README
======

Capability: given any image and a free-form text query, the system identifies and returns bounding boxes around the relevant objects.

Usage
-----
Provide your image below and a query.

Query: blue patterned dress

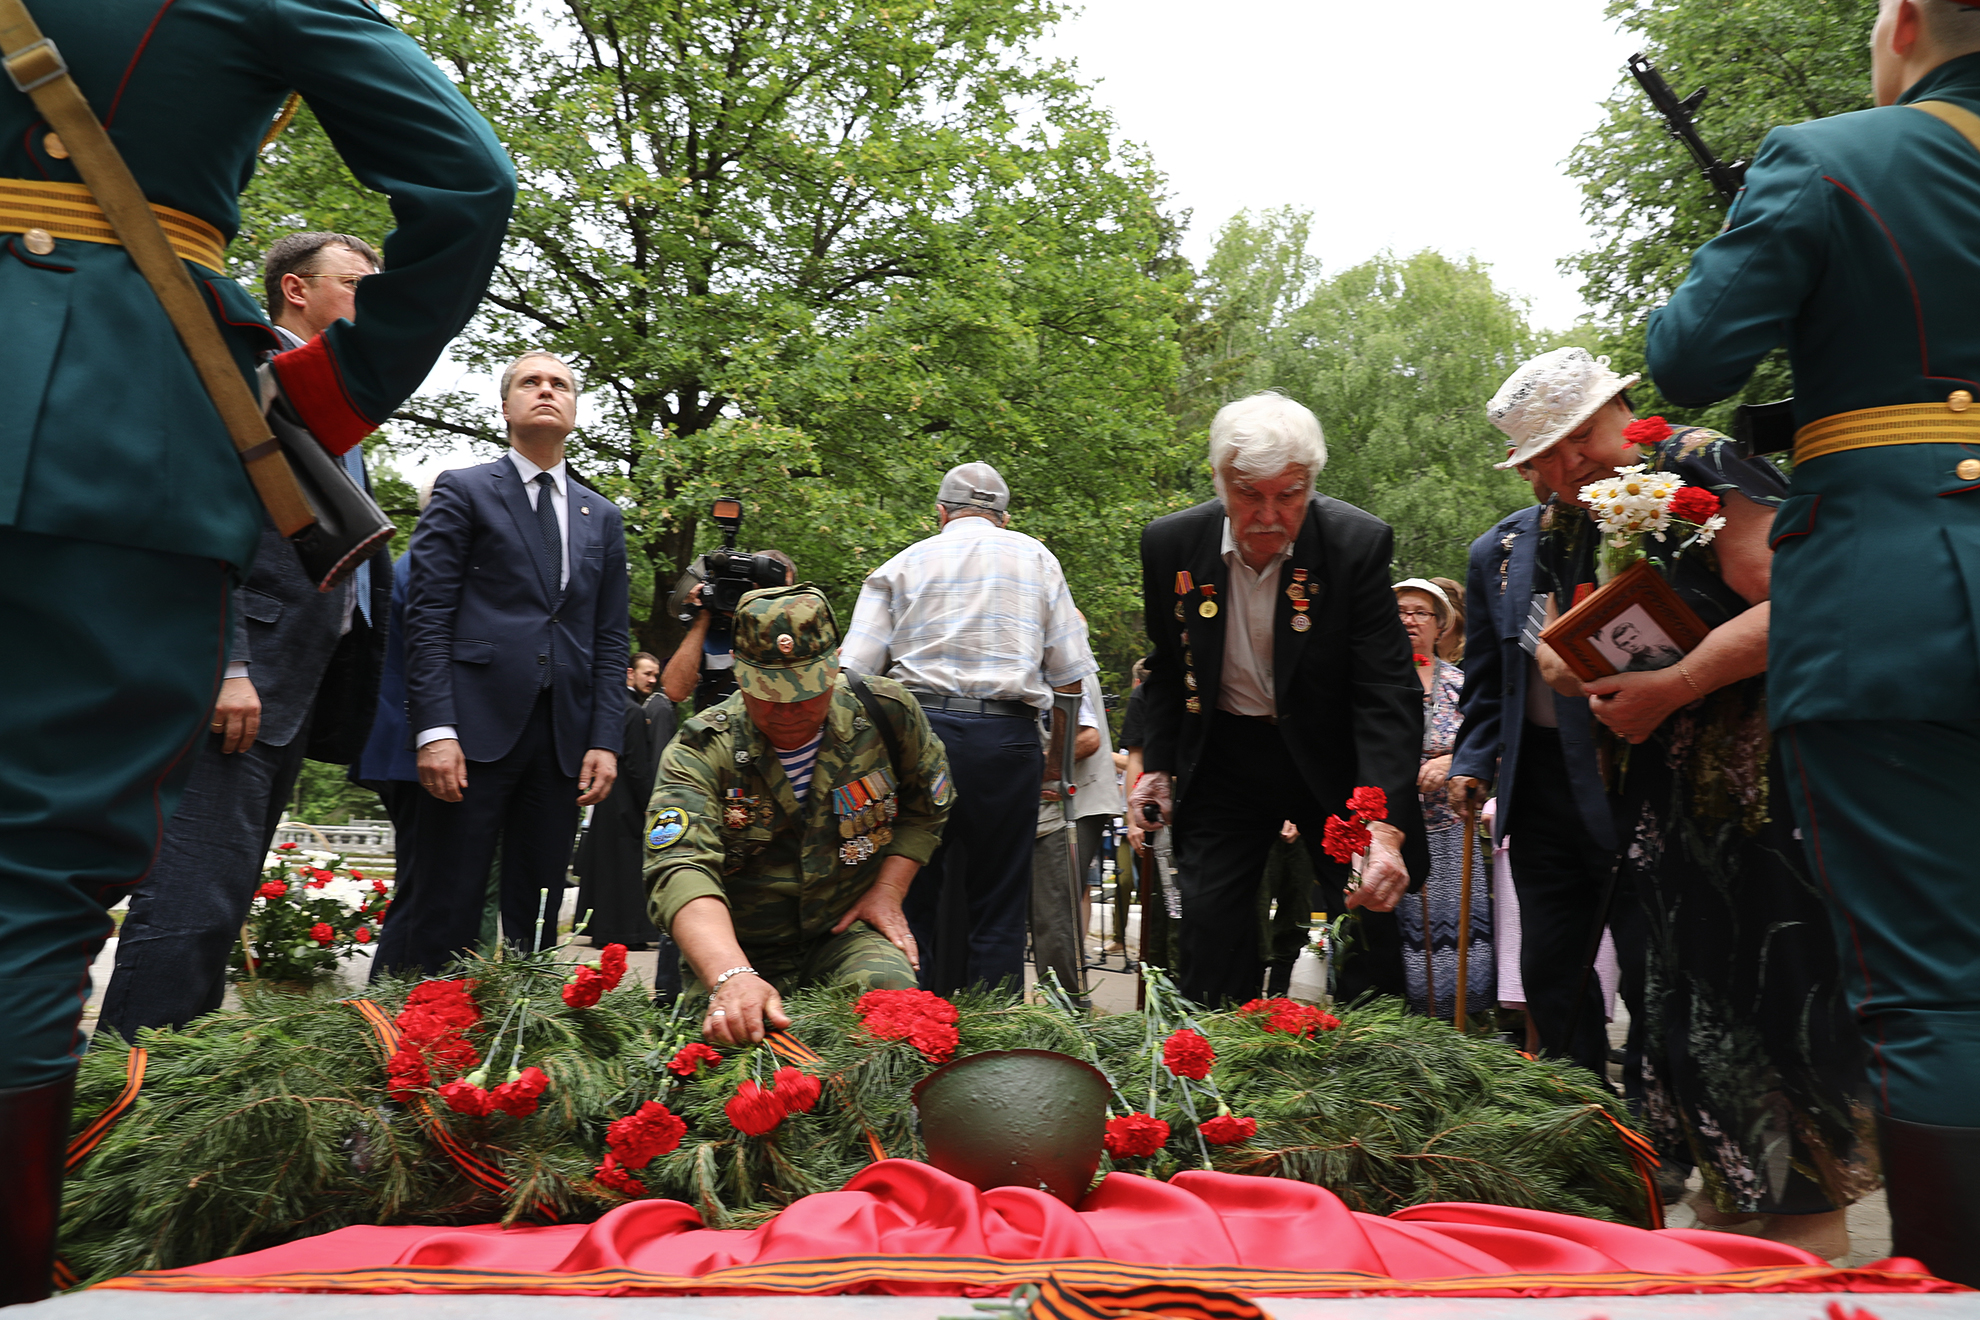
[1400,659,1494,1019]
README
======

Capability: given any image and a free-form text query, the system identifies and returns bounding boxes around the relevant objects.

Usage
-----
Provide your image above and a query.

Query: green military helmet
[732,583,841,702]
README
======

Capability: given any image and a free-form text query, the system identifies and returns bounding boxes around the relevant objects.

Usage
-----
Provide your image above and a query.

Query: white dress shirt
[840,514,1096,711]
[1217,519,1287,719]
[414,450,572,750]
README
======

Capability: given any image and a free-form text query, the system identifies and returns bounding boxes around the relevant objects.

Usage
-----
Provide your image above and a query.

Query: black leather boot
[1882,1114,1980,1285]
[0,1071,73,1306]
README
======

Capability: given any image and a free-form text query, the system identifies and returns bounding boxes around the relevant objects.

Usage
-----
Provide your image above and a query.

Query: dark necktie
[534,471,562,599]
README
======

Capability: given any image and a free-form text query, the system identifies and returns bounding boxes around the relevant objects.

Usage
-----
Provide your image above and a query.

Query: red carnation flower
[438,1080,493,1117]
[352,925,372,944]
[855,988,961,1062]
[1238,997,1338,1037]
[667,1042,723,1077]
[385,1050,430,1100]
[1622,416,1672,445]
[606,1100,687,1167]
[1199,1114,1258,1146]
[308,921,335,945]
[1345,786,1387,821]
[1103,1113,1170,1159]
[1321,814,1371,864]
[404,979,479,1026]
[1412,653,1431,666]
[1161,1028,1215,1080]
[771,1066,822,1115]
[594,1151,647,1197]
[599,943,628,991]
[255,880,287,900]
[277,842,299,851]
[725,1080,786,1136]
[490,1066,551,1118]
[372,879,390,895]
[561,964,607,1009]
[1668,485,1722,524]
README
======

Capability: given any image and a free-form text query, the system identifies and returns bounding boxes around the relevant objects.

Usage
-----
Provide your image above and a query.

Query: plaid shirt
[840,516,1096,712]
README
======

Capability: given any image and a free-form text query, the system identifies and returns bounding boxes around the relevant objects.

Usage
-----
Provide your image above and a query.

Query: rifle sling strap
[1914,100,1980,158]
[846,673,906,781]
[0,0,314,535]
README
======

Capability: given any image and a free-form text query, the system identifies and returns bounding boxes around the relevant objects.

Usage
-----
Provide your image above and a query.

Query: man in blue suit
[373,352,629,976]
[1449,463,1635,1083]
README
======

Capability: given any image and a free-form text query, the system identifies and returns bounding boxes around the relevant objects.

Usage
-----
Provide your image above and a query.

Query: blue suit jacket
[351,551,415,784]
[1450,505,1614,850]
[404,458,629,776]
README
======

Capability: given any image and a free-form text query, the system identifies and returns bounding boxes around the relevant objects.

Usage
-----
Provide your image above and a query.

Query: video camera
[673,498,789,621]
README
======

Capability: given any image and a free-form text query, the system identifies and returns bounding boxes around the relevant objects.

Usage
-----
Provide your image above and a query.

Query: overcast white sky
[1040,0,1641,331]
[407,0,1639,485]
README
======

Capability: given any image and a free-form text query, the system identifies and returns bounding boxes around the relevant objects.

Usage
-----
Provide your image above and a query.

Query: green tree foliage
[239,0,1188,677]
[1566,0,1875,426]
[1178,211,1550,582]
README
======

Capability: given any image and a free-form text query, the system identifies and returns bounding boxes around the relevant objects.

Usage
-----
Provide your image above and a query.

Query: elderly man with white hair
[1128,392,1424,1007]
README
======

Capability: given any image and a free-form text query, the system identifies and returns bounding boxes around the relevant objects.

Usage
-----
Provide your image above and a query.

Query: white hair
[1207,391,1327,493]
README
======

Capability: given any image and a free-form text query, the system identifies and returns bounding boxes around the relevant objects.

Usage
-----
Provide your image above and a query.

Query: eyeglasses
[298,273,367,292]
[1397,608,1442,622]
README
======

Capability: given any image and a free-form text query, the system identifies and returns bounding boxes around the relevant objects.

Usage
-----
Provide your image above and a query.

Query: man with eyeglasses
[99,233,395,1046]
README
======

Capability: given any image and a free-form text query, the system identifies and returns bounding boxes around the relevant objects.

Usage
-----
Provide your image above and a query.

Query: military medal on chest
[721,787,754,831]
[1198,583,1218,619]
[1287,567,1312,634]
[1173,570,1192,623]
[833,768,898,863]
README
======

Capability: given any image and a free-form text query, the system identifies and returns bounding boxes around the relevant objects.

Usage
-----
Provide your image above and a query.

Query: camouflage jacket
[644,673,954,951]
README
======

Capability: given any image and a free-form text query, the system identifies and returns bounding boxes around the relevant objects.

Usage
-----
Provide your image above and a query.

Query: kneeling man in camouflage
[646,584,954,1043]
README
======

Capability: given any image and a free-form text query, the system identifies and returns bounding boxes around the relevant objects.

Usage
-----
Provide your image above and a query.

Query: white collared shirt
[506,449,571,591]
[1217,519,1287,719]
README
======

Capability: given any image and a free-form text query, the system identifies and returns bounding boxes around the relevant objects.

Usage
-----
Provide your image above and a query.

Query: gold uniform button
[42,132,67,160]
[1958,459,1980,481]
[22,228,54,256]
[1950,390,1974,413]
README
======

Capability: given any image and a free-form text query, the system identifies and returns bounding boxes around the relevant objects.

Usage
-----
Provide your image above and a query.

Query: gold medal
[1291,613,1311,633]
[1198,599,1218,618]
[1174,600,1184,621]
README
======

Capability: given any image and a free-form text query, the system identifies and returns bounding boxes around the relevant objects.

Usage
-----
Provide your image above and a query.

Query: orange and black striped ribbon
[86,1254,1952,1297]
[1029,1273,1272,1320]
[764,1027,888,1163]
[347,999,558,1220]
[1598,1109,1665,1231]
[52,1045,150,1289]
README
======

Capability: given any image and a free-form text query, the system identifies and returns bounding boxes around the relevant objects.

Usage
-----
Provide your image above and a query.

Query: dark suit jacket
[1449,505,1615,850]
[351,550,416,784]
[1139,495,1427,878]
[228,514,390,758]
[404,458,629,776]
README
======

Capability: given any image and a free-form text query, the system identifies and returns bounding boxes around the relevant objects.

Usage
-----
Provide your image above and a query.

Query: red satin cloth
[133,1161,1949,1296]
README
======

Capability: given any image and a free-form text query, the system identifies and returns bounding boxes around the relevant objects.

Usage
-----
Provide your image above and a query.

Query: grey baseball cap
[937,462,1010,513]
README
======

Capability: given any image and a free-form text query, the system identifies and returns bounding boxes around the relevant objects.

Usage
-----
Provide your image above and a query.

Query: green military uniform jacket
[1647,53,1980,727]
[645,672,954,955]
[0,1,514,573]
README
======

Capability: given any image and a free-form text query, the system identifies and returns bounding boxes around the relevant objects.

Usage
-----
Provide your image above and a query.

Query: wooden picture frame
[1538,558,1711,685]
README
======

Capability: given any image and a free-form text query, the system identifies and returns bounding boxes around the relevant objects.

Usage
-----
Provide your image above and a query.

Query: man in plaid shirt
[841,463,1096,994]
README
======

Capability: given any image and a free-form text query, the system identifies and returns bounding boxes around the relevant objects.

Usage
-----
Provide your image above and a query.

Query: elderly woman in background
[1395,578,1492,1021]
[1430,576,1467,663]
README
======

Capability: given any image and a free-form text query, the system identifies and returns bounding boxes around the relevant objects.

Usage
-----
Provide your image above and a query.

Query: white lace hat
[1487,347,1640,469]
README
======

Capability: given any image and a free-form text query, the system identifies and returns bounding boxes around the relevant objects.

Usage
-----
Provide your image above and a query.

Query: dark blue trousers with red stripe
[1781,719,1980,1126]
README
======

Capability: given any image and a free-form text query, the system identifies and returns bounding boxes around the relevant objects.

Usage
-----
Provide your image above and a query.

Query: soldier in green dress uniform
[646,585,955,1046]
[1646,0,1980,1279]
[0,0,514,1300]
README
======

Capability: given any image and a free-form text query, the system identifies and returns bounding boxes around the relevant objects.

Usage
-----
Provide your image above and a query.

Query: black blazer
[229,514,392,762]
[404,458,629,775]
[1139,494,1427,879]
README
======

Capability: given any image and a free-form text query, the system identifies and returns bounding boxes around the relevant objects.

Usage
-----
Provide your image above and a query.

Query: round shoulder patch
[648,807,688,850]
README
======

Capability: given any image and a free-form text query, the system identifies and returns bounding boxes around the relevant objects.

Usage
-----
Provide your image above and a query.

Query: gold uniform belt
[1794,395,1980,464]
[0,177,227,272]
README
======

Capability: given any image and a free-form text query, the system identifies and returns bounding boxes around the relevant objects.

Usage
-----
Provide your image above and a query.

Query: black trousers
[372,692,578,979]
[100,720,310,1039]
[1504,725,1642,1080]
[904,708,1041,995]
[1174,713,1402,1008]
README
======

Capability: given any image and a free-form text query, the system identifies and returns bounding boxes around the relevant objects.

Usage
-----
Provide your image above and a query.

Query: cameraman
[662,549,795,710]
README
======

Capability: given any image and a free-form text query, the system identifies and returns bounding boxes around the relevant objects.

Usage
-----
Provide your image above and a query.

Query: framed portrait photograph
[1538,559,1711,685]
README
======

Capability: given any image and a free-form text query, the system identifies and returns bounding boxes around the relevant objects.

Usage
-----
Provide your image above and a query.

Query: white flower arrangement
[1578,463,1729,582]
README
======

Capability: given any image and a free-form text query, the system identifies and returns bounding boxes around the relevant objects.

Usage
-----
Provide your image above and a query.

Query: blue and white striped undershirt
[774,731,823,801]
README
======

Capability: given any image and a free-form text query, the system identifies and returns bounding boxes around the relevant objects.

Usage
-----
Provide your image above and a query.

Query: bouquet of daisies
[1579,428,1729,582]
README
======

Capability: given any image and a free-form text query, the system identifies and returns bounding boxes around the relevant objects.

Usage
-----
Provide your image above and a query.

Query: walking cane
[1454,799,1477,1033]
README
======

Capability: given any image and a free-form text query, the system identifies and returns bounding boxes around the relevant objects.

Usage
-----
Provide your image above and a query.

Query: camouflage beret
[732,584,840,702]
